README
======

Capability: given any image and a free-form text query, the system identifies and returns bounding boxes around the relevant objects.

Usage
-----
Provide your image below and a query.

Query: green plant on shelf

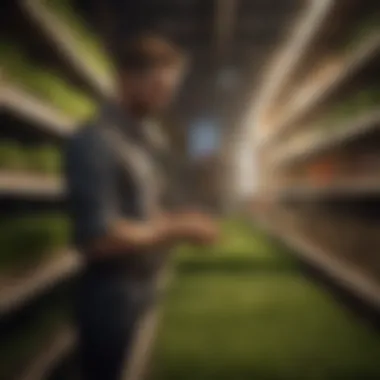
[344,14,380,53]
[0,214,70,274]
[1,41,96,120]
[0,140,26,171]
[0,139,62,175]
[27,145,62,174]
[43,0,114,82]
[318,87,380,130]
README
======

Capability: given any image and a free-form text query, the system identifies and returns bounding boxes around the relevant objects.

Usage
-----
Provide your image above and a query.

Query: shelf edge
[254,211,380,310]
[0,251,82,316]
[272,110,380,167]
[0,171,65,199]
[22,0,114,99]
[20,326,76,380]
[2,83,75,137]
[261,34,380,147]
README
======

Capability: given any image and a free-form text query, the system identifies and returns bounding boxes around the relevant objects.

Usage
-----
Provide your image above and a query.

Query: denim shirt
[64,105,165,276]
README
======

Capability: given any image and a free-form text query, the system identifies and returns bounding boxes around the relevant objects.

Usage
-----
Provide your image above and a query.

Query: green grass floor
[150,220,380,380]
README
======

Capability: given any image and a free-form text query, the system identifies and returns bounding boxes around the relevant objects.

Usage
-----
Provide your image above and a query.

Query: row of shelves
[263,34,379,144]
[260,32,380,147]
[250,1,380,317]
[1,83,75,138]
[255,0,380,148]
[271,178,380,201]
[254,204,380,311]
[0,208,78,317]
[252,0,335,134]
[1,0,96,325]
[19,0,114,99]
[251,0,380,199]
[1,0,113,141]
[271,110,380,168]
[1,2,112,378]
[1,40,97,122]
[269,134,380,198]
[0,251,80,316]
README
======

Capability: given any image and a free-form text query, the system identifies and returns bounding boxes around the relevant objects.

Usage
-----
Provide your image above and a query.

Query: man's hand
[166,210,220,246]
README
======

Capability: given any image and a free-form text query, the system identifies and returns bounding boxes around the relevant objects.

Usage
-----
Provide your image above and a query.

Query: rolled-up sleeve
[64,128,119,249]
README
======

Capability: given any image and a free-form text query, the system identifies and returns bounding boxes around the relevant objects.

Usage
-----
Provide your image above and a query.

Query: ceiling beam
[213,0,239,64]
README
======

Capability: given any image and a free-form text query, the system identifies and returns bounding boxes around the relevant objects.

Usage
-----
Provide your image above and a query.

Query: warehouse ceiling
[2,0,304,131]
[72,0,303,126]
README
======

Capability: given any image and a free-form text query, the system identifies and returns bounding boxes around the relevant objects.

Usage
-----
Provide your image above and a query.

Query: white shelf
[23,0,114,99]
[20,326,76,380]
[260,33,380,147]
[0,251,81,315]
[272,110,380,167]
[0,172,64,199]
[1,83,75,137]
[255,209,380,311]
[276,177,380,199]
[253,0,334,133]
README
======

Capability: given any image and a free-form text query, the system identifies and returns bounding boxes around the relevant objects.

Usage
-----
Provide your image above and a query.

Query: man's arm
[64,129,218,259]
[89,212,218,258]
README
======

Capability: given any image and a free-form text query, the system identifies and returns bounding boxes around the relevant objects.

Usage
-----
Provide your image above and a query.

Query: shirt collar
[100,103,166,153]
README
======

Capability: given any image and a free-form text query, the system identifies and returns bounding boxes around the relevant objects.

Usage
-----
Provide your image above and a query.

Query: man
[65,33,219,380]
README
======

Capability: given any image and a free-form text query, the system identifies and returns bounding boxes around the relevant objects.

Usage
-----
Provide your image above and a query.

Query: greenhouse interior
[1,0,380,379]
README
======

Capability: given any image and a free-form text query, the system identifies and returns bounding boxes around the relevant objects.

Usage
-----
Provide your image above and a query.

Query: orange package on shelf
[306,156,338,186]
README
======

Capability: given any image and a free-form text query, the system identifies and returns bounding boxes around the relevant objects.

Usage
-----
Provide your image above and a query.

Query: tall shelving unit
[251,0,380,310]
[1,1,114,378]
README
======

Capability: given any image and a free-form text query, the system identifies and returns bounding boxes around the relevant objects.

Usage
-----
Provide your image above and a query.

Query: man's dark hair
[116,33,185,72]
